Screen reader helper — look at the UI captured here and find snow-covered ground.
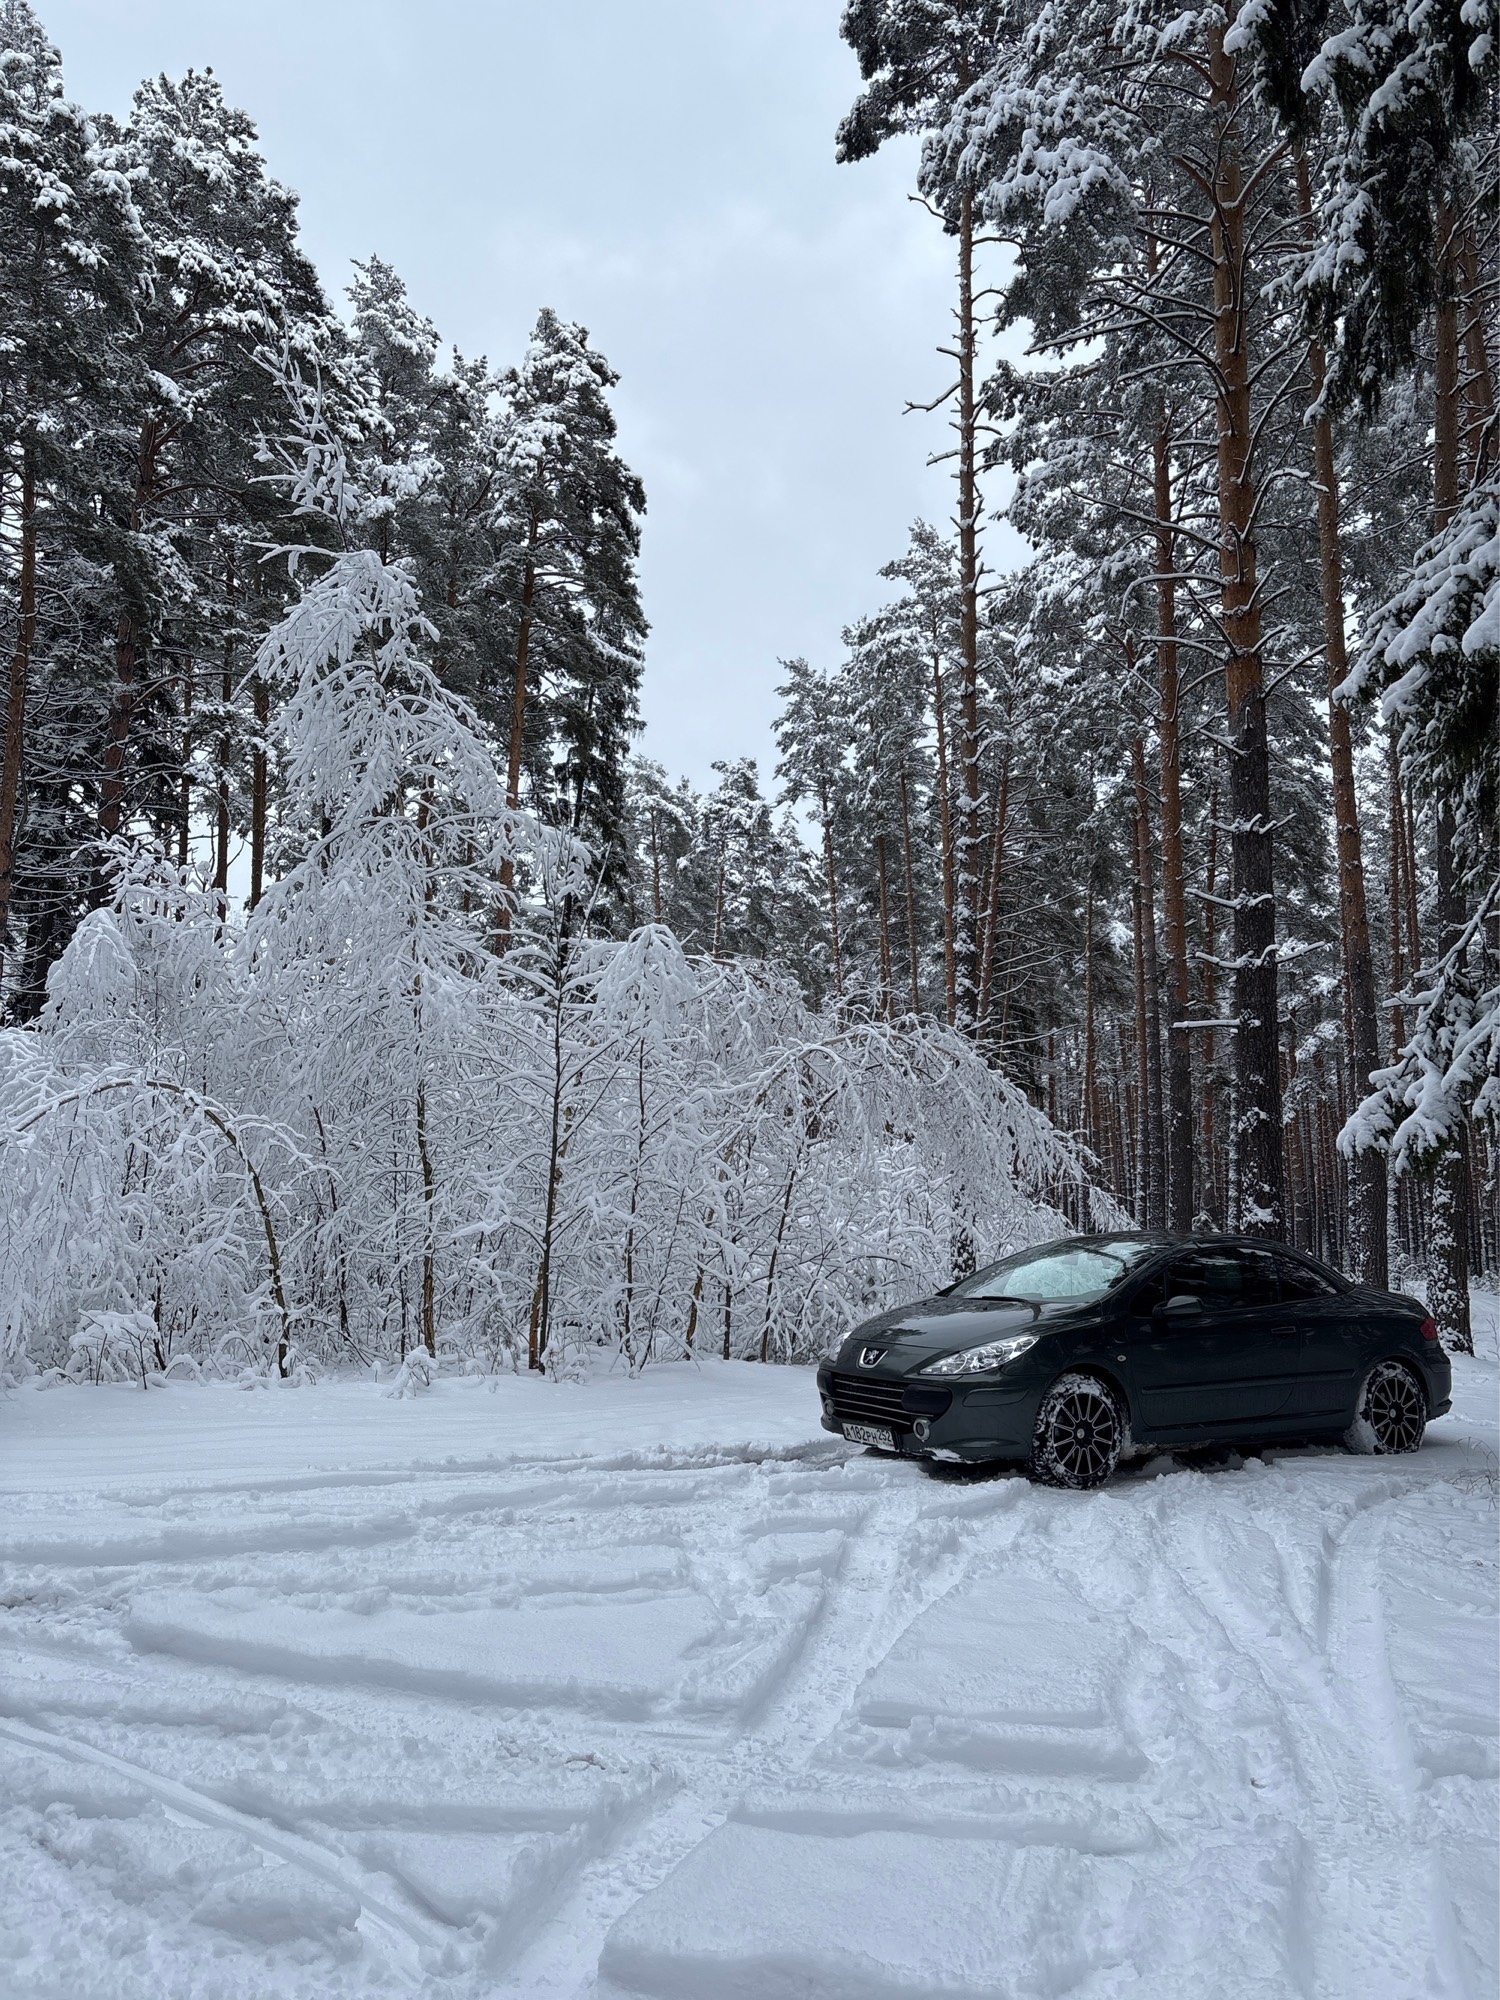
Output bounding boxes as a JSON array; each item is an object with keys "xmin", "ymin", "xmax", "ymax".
[{"xmin": 2, "ymin": 1303, "xmax": 1496, "ymax": 2000}]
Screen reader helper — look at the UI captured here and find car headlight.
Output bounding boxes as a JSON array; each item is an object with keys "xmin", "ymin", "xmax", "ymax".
[{"xmin": 919, "ymin": 1333, "xmax": 1040, "ymax": 1377}]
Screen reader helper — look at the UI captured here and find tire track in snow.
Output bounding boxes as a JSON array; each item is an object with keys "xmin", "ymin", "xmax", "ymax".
[
  {"xmin": 489, "ymin": 1457, "xmax": 1033, "ymax": 1998},
  {"xmin": 1002, "ymin": 1463, "xmax": 1466, "ymax": 1998},
  {"xmin": 0, "ymin": 1712, "xmax": 446, "ymax": 1981},
  {"xmin": 107, "ymin": 1436, "xmax": 850, "ymax": 1512},
  {"xmin": 1168, "ymin": 1470, "xmax": 1467, "ymax": 1999},
  {"xmin": 12, "ymin": 1407, "xmax": 1489, "ymax": 2000}
]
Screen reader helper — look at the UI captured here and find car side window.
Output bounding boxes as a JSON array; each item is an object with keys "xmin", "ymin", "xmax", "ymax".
[
  {"xmin": 1277, "ymin": 1256, "xmax": 1338, "ymax": 1300},
  {"xmin": 1168, "ymin": 1250, "xmax": 1239, "ymax": 1305},
  {"xmin": 1231, "ymin": 1247, "xmax": 1279, "ymax": 1307},
  {"xmin": 1168, "ymin": 1248, "xmax": 1277, "ymax": 1310}
]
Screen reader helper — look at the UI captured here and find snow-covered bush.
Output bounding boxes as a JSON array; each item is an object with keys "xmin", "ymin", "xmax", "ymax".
[{"xmin": 0, "ymin": 850, "xmax": 1114, "ymax": 1379}]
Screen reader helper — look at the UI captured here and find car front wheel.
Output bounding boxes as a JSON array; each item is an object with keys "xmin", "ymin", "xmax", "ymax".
[
  {"xmin": 1029, "ymin": 1372, "xmax": 1124, "ymax": 1490},
  {"xmin": 1344, "ymin": 1359, "xmax": 1427, "ymax": 1455}
]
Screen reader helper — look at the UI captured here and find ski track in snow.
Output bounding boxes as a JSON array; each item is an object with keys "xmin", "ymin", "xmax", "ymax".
[{"xmin": 0, "ymin": 1333, "xmax": 1495, "ymax": 2000}]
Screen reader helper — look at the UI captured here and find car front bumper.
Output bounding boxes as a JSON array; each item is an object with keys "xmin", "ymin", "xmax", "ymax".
[{"xmin": 815, "ymin": 1360, "xmax": 1040, "ymax": 1462}]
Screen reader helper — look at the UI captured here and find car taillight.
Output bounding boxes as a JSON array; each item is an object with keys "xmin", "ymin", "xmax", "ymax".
[{"xmin": 1419, "ymin": 1318, "xmax": 1440, "ymax": 1342}]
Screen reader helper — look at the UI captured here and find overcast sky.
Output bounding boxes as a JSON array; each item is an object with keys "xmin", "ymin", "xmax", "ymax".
[{"xmin": 41, "ymin": 0, "xmax": 1023, "ymax": 791}]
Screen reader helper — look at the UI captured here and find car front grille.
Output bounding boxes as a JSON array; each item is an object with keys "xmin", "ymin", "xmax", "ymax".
[
  {"xmin": 829, "ymin": 1373, "xmax": 909, "ymax": 1427},
  {"xmin": 827, "ymin": 1373, "xmax": 953, "ymax": 1430}
]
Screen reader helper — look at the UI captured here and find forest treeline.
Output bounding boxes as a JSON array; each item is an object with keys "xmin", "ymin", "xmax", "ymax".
[
  {"xmin": 717, "ymin": 0, "xmax": 1497, "ymax": 1345},
  {"xmin": 0, "ymin": 0, "xmax": 1494, "ymax": 1376}
]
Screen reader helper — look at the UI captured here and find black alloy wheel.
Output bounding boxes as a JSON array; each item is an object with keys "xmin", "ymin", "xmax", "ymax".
[
  {"xmin": 1346, "ymin": 1359, "xmax": 1427, "ymax": 1455},
  {"xmin": 1030, "ymin": 1371, "xmax": 1124, "ymax": 1490}
]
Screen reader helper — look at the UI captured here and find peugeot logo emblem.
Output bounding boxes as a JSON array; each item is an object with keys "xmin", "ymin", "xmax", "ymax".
[{"xmin": 858, "ymin": 1346, "xmax": 885, "ymax": 1368}]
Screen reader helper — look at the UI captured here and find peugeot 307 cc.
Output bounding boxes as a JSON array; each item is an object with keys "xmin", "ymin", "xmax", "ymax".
[{"xmin": 816, "ymin": 1233, "xmax": 1451, "ymax": 1488}]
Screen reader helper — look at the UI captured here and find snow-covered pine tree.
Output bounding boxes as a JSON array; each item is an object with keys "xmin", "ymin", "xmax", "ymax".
[
  {"xmin": 840, "ymin": 601, "xmax": 935, "ymax": 1017},
  {"xmin": 346, "ymin": 253, "xmax": 441, "ymax": 570},
  {"xmin": 1240, "ymin": 0, "xmax": 1497, "ymax": 1336},
  {"xmin": 92, "ymin": 67, "xmax": 332, "ymax": 890},
  {"xmin": 774, "ymin": 658, "xmax": 853, "ymax": 1003},
  {"xmin": 491, "ymin": 309, "xmax": 647, "ymax": 924},
  {"xmin": 839, "ymin": 2, "xmax": 1009, "ymax": 1028},
  {"xmin": 0, "ymin": 1, "xmax": 140, "ymax": 999},
  {"xmin": 869, "ymin": 523, "xmax": 966, "ymax": 1024},
  {"xmin": 931, "ymin": 0, "xmax": 1330, "ymax": 1236}
]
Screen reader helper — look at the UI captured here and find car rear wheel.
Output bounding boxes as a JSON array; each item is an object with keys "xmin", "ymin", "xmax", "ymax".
[
  {"xmin": 1029, "ymin": 1372, "xmax": 1124, "ymax": 1490},
  {"xmin": 1344, "ymin": 1359, "xmax": 1426, "ymax": 1455}
]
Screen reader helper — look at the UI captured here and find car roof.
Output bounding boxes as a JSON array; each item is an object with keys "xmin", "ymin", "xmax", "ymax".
[
  {"xmin": 1059, "ymin": 1232, "xmax": 1342, "ymax": 1267},
  {"xmin": 1064, "ymin": 1231, "xmax": 1313, "ymax": 1251}
]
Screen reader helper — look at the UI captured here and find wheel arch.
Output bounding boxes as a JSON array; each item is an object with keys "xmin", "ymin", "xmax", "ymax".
[
  {"xmin": 1042, "ymin": 1362, "xmax": 1135, "ymax": 1433},
  {"xmin": 1368, "ymin": 1351, "xmax": 1433, "ymax": 1411}
]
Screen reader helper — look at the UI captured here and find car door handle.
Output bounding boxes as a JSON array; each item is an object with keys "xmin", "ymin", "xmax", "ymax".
[{"xmin": 1272, "ymin": 1324, "xmax": 1299, "ymax": 1337}]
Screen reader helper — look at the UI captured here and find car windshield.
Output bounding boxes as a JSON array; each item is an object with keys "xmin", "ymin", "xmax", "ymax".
[{"xmin": 949, "ymin": 1239, "xmax": 1159, "ymax": 1304}]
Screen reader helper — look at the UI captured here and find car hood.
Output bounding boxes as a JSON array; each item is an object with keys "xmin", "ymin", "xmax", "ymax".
[{"xmin": 837, "ymin": 1294, "xmax": 1099, "ymax": 1367}]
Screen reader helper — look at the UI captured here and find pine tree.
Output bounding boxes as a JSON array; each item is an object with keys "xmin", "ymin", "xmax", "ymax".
[
  {"xmin": 937, "ymin": 0, "xmax": 1312, "ymax": 1233},
  {"xmin": 774, "ymin": 658, "xmax": 851, "ymax": 1001},
  {"xmin": 839, "ymin": 3, "xmax": 1010, "ymax": 1028},
  {"xmin": 93, "ymin": 68, "xmax": 331, "ymax": 882},
  {"xmin": 1243, "ymin": 0, "xmax": 1497, "ymax": 1332},
  {"xmin": 841, "ymin": 602, "xmax": 934, "ymax": 1016},
  {"xmin": 0, "ymin": 1, "xmax": 139, "ymax": 1000},
  {"xmin": 491, "ymin": 309, "xmax": 646, "ymax": 925}
]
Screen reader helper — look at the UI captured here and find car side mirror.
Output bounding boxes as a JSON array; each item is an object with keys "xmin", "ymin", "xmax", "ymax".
[{"xmin": 1155, "ymin": 1294, "xmax": 1202, "ymax": 1321}]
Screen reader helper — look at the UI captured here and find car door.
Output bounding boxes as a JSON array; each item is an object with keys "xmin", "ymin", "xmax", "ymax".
[
  {"xmin": 1276, "ymin": 1252, "xmax": 1359, "ymax": 1419},
  {"xmin": 1127, "ymin": 1245, "xmax": 1298, "ymax": 1434}
]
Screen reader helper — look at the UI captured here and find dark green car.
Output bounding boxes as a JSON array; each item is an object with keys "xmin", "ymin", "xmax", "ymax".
[{"xmin": 816, "ymin": 1233, "xmax": 1452, "ymax": 1488}]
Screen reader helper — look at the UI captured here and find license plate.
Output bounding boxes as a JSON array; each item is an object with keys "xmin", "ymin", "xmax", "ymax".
[{"xmin": 843, "ymin": 1421, "xmax": 897, "ymax": 1450}]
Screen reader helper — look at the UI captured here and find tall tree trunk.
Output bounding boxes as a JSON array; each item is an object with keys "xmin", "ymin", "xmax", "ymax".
[
  {"xmin": 528, "ymin": 955, "xmax": 568, "ymax": 1371},
  {"xmin": 977, "ymin": 750, "xmax": 1011, "ymax": 1036},
  {"xmin": 1426, "ymin": 211, "xmax": 1474, "ymax": 1350},
  {"xmin": 1403, "ymin": 770, "xmax": 1422, "ymax": 978},
  {"xmin": 820, "ymin": 778, "xmax": 844, "ymax": 1000},
  {"xmin": 415, "ymin": 1076, "xmax": 437, "ymax": 1357},
  {"xmin": 899, "ymin": 768, "xmax": 921, "ymax": 1014},
  {"xmin": 649, "ymin": 808, "xmax": 663, "ymax": 921},
  {"xmin": 249, "ymin": 672, "xmax": 268, "ymax": 910},
  {"xmin": 1285, "ymin": 1020, "xmax": 1307, "ymax": 1246},
  {"xmin": 1205, "ymin": 26, "xmax": 1284, "ymax": 1236},
  {"xmin": 1152, "ymin": 424, "xmax": 1194, "ymax": 1232},
  {"xmin": 1202, "ymin": 755, "xmax": 1221, "ymax": 1225},
  {"xmin": 1293, "ymin": 153, "xmax": 1387, "ymax": 1284},
  {"xmin": 412, "ymin": 789, "xmax": 439, "ymax": 1359},
  {"xmin": 98, "ymin": 613, "xmax": 139, "ymax": 861},
  {"xmin": 1083, "ymin": 870, "xmax": 1099, "ymax": 1156},
  {"xmin": 0, "ymin": 451, "xmax": 37, "ymax": 976},
  {"xmin": 932, "ymin": 649, "xmax": 958, "ymax": 1025},
  {"xmin": 953, "ymin": 189, "xmax": 983, "ymax": 1028},
  {"xmin": 1388, "ymin": 740, "xmax": 1408, "ymax": 1060},
  {"xmin": 875, "ymin": 831, "xmax": 893, "ymax": 1020},
  {"xmin": 97, "ymin": 419, "xmax": 161, "ymax": 884},
  {"xmin": 1457, "ymin": 226, "xmax": 1495, "ymax": 477},
  {"xmin": 1132, "ymin": 732, "xmax": 1167, "ymax": 1227},
  {"xmin": 214, "ymin": 556, "xmax": 235, "ymax": 912},
  {"xmin": 177, "ymin": 660, "xmax": 192, "ymax": 872},
  {"xmin": 1131, "ymin": 872, "xmax": 1150, "ymax": 1225},
  {"xmin": 496, "ymin": 533, "xmax": 537, "ymax": 945},
  {"xmin": 1047, "ymin": 1029, "xmax": 1058, "ymax": 1126}
]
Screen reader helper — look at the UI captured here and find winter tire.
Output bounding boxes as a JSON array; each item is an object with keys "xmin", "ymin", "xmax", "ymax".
[
  {"xmin": 1029, "ymin": 1371, "xmax": 1124, "ymax": 1490},
  {"xmin": 1344, "ymin": 1359, "xmax": 1426, "ymax": 1455}
]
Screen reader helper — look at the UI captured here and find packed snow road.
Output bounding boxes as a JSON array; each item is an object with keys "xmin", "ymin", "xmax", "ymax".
[{"xmin": 1, "ymin": 1323, "xmax": 1495, "ymax": 2000}]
